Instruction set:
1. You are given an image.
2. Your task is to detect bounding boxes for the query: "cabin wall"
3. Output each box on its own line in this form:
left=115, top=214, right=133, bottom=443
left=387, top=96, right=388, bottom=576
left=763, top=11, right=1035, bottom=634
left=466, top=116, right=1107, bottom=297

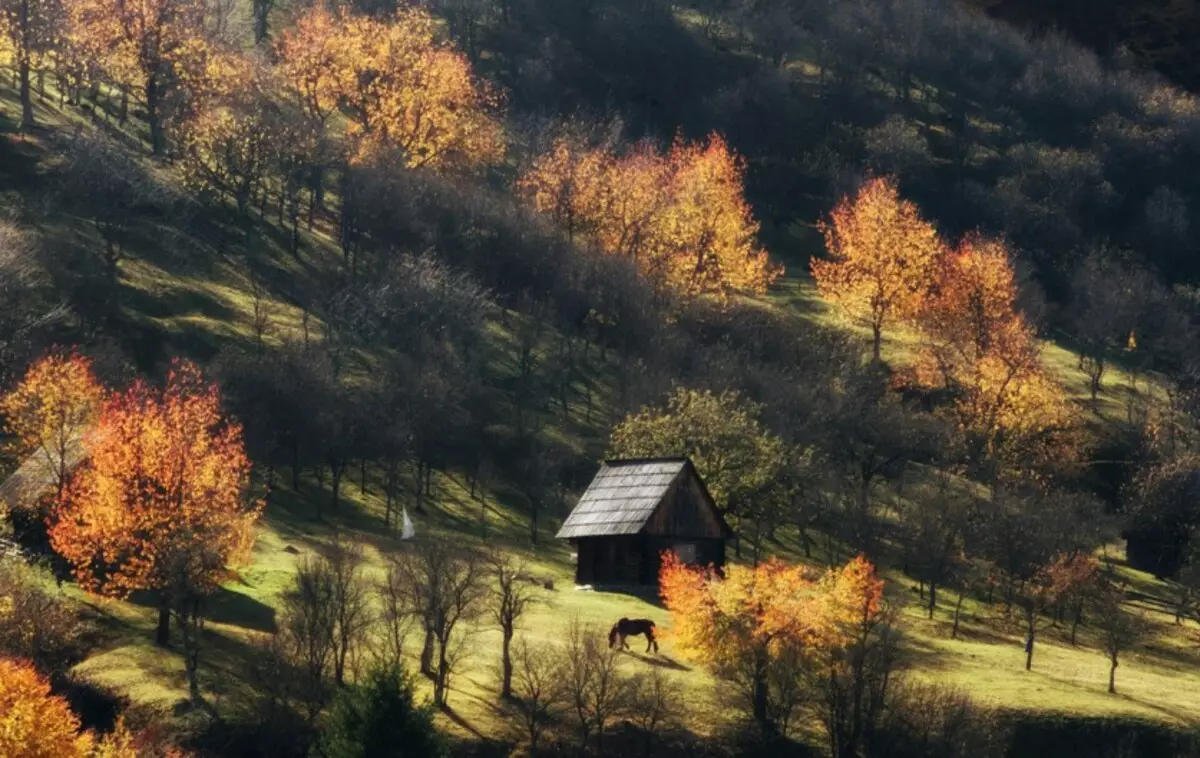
left=574, top=536, right=645, bottom=585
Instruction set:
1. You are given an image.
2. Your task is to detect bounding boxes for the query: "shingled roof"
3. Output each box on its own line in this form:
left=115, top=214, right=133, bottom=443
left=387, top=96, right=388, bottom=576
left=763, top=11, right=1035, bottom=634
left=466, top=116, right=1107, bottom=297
left=555, top=458, right=691, bottom=539
left=0, top=437, right=85, bottom=516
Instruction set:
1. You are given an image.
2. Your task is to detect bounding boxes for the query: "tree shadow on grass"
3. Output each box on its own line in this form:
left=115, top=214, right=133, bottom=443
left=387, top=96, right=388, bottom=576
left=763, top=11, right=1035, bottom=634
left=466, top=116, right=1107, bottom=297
left=625, top=651, right=691, bottom=672
left=205, top=586, right=278, bottom=633
left=122, top=585, right=277, bottom=634
left=442, top=703, right=489, bottom=741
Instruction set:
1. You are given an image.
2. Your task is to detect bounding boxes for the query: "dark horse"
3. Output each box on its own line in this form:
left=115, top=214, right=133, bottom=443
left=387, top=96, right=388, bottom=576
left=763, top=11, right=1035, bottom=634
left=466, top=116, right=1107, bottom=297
left=608, top=617, right=658, bottom=653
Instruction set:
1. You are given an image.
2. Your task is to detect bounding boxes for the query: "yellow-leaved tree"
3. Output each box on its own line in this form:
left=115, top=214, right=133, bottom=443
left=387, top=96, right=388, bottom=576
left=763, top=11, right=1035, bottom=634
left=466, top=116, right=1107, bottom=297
left=519, top=134, right=780, bottom=300
left=0, top=0, right=61, bottom=128
left=0, top=656, right=94, bottom=757
left=660, top=553, right=885, bottom=738
left=916, top=234, right=1077, bottom=470
left=0, top=350, right=105, bottom=506
left=811, top=175, right=944, bottom=361
left=277, top=4, right=503, bottom=169
left=65, top=0, right=212, bottom=154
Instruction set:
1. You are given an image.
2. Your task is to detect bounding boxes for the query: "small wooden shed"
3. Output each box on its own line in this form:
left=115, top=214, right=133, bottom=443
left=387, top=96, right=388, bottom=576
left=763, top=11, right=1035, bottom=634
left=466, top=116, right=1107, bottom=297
left=555, top=458, right=732, bottom=586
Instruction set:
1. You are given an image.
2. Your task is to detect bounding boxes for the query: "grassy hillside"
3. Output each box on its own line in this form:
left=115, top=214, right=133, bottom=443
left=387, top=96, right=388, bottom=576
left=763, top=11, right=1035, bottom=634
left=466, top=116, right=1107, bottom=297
left=0, top=115, right=1190, bottom=749
left=2, top=5, right=1200, bottom=754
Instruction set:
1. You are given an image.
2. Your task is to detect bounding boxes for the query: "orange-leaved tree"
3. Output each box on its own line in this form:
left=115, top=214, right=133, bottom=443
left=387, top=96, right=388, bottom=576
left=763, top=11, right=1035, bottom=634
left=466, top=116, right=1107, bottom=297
left=0, top=656, right=94, bottom=757
left=660, top=552, right=885, bottom=737
left=50, top=359, right=261, bottom=701
left=519, top=134, right=780, bottom=300
left=915, top=234, right=1076, bottom=471
left=0, top=350, right=105, bottom=506
left=811, top=175, right=944, bottom=361
left=277, top=4, right=503, bottom=169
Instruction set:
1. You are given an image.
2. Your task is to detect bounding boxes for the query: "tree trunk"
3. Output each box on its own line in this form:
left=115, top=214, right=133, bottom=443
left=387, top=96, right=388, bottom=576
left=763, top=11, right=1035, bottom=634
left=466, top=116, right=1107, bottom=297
left=146, top=74, right=164, bottom=155
left=1108, top=652, right=1117, bottom=694
left=928, top=581, right=937, bottom=620
left=1024, top=623, right=1035, bottom=671
left=435, top=645, right=450, bottom=707
left=330, top=461, right=342, bottom=513
left=420, top=625, right=435, bottom=678
left=253, top=0, right=270, bottom=44
left=18, top=57, right=33, bottom=130
left=752, top=655, right=771, bottom=736
left=871, top=323, right=882, bottom=363
left=529, top=499, right=539, bottom=545
left=156, top=603, right=171, bottom=647
left=1071, top=600, right=1084, bottom=645
left=16, top=0, right=33, bottom=129
left=952, top=590, right=965, bottom=639
left=501, top=626, right=514, bottom=699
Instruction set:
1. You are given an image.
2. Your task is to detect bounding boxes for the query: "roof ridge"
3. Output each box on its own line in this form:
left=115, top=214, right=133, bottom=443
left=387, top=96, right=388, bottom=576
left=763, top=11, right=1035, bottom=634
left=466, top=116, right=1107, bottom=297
left=601, top=456, right=690, bottom=466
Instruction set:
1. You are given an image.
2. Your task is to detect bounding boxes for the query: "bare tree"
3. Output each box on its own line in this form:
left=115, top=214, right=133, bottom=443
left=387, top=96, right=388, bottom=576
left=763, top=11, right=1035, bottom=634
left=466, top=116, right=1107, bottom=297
left=628, top=666, right=683, bottom=757
left=1066, top=252, right=1158, bottom=408
left=390, top=539, right=487, bottom=707
left=1091, top=575, right=1149, bottom=694
left=377, top=557, right=416, bottom=669
left=902, top=472, right=971, bottom=619
left=490, top=555, right=541, bottom=699
left=58, top=131, right=177, bottom=281
left=562, top=618, right=631, bottom=751
left=326, top=538, right=374, bottom=686
left=279, top=555, right=338, bottom=721
left=508, top=637, right=567, bottom=756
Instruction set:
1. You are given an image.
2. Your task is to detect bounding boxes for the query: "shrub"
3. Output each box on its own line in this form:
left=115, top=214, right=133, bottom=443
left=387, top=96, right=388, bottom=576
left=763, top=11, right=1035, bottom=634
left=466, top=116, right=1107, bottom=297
left=310, top=663, right=444, bottom=758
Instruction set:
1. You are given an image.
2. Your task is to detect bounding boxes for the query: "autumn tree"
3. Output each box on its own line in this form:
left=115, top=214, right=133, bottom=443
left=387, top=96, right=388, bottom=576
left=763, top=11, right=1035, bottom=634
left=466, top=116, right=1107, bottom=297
left=915, top=234, right=1076, bottom=471
left=1045, top=552, right=1100, bottom=645
left=180, top=59, right=276, bottom=214
left=0, top=0, right=62, bottom=128
left=519, top=134, right=780, bottom=300
left=0, top=350, right=104, bottom=505
left=276, top=4, right=503, bottom=170
left=0, top=656, right=94, bottom=757
left=68, top=0, right=211, bottom=154
left=660, top=552, right=886, bottom=737
left=609, top=388, right=787, bottom=541
left=49, top=360, right=261, bottom=701
left=811, top=175, right=943, bottom=361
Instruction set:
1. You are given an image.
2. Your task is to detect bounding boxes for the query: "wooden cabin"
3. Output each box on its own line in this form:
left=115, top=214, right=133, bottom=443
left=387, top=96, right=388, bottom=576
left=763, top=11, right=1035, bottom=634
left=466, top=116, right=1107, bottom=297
left=555, top=458, right=732, bottom=586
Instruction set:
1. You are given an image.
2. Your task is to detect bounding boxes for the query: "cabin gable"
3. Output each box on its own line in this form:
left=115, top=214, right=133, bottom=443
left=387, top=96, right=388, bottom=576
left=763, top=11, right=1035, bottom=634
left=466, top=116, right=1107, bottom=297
left=643, top=466, right=724, bottom=539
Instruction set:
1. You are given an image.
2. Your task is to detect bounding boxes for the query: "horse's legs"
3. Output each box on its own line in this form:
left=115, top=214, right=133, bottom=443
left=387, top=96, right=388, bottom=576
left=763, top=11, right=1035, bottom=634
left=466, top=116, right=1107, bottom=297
left=620, top=633, right=629, bottom=650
